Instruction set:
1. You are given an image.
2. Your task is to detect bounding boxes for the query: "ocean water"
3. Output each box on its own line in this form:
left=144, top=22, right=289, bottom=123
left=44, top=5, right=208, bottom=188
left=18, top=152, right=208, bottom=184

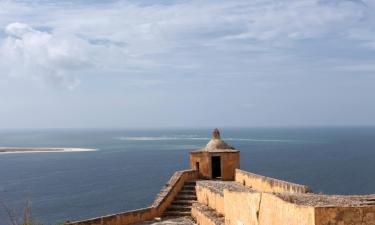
left=0, top=127, right=375, bottom=224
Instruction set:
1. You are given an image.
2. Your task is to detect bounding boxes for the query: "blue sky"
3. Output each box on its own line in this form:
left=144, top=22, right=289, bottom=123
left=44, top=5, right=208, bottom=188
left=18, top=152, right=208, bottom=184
left=0, top=0, right=374, bottom=128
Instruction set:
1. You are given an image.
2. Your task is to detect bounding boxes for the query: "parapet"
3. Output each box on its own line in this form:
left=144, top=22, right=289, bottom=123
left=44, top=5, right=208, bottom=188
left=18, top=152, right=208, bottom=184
left=235, top=169, right=312, bottom=193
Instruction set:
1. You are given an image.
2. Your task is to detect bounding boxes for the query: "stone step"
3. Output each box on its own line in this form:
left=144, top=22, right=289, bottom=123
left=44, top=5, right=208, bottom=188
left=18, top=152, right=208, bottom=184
left=179, top=190, right=196, bottom=195
left=182, top=186, right=196, bottom=191
left=161, top=180, right=197, bottom=218
left=162, top=211, right=192, bottom=217
left=184, top=181, right=196, bottom=186
left=172, top=200, right=196, bottom=206
left=175, top=195, right=197, bottom=201
left=166, top=204, right=192, bottom=212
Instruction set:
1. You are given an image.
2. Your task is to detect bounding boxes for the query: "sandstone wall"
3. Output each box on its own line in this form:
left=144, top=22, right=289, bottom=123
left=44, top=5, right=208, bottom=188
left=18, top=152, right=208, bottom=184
left=224, top=190, right=261, bottom=225
left=192, top=207, right=217, bottom=225
left=223, top=190, right=315, bottom=225
left=192, top=203, right=224, bottom=225
left=196, top=183, right=225, bottom=215
left=235, top=169, right=311, bottom=193
left=67, top=207, right=156, bottom=225
left=315, top=206, right=375, bottom=225
left=258, top=193, right=315, bottom=225
left=190, top=152, right=210, bottom=179
left=221, top=152, right=240, bottom=181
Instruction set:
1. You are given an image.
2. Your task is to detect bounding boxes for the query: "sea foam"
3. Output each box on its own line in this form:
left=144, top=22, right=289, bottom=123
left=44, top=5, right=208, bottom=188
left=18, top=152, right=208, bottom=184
left=115, top=136, right=300, bottom=142
left=0, top=147, right=97, bottom=154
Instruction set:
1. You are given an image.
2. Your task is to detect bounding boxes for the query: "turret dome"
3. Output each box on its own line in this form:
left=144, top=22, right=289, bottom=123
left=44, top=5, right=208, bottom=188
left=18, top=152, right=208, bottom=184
left=203, top=128, right=236, bottom=151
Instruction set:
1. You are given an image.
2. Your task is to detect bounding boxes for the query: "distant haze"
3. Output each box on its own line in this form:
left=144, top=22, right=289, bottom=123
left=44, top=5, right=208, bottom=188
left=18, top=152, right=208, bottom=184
left=0, top=0, right=374, bottom=128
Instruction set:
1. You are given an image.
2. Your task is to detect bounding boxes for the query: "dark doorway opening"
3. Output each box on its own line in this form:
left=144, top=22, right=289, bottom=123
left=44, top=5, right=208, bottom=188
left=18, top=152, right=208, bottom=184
left=211, top=156, right=221, bottom=178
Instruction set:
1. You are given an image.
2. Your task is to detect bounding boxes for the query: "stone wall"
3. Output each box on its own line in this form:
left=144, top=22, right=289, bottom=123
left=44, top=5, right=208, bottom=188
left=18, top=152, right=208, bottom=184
left=221, top=152, right=240, bottom=181
left=196, top=182, right=225, bottom=215
left=224, top=190, right=261, bottom=225
left=223, top=190, right=315, bottom=225
left=67, top=170, right=197, bottom=225
left=192, top=203, right=224, bottom=225
left=235, top=169, right=311, bottom=194
left=67, top=207, right=156, bottom=225
left=315, top=206, right=375, bottom=225
left=196, top=175, right=375, bottom=225
left=190, top=151, right=210, bottom=179
left=258, top=193, right=315, bottom=225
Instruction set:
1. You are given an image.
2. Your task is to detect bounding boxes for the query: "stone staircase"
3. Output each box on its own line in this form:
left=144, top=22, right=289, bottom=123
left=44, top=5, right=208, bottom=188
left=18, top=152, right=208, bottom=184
left=162, top=181, right=197, bottom=217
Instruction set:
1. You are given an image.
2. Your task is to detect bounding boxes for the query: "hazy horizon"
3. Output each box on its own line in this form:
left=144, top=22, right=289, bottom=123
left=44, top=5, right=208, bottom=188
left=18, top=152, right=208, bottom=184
left=1, top=125, right=375, bottom=131
left=1, top=0, right=375, bottom=129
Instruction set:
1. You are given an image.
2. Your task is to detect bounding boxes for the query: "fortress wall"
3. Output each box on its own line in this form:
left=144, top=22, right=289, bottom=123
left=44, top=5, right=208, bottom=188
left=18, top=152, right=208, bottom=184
left=192, top=203, right=224, bottom=225
left=258, top=193, right=315, bottom=225
left=224, top=189, right=261, bottom=225
left=235, top=169, right=312, bottom=193
left=223, top=190, right=314, bottom=225
left=196, top=183, right=225, bottom=215
left=66, top=207, right=156, bottom=225
left=67, top=170, right=197, bottom=225
left=314, top=205, right=375, bottom=225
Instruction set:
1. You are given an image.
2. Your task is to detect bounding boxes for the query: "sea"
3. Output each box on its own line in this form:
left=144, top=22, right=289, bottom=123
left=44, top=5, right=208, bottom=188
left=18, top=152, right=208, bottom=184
left=0, top=127, right=375, bottom=224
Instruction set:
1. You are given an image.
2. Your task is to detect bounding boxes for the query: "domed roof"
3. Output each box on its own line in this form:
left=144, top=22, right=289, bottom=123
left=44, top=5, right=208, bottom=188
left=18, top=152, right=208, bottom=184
left=202, top=128, right=236, bottom=152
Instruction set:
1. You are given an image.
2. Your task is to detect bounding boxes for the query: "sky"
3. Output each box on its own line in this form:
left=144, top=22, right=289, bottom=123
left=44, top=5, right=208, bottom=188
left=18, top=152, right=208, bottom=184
left=0, top=0, right=374, bottom=129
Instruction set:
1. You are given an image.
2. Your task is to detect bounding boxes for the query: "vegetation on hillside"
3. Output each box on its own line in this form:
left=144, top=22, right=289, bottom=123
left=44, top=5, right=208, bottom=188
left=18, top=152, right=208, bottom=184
left=0, top=199, right=65, bottom=225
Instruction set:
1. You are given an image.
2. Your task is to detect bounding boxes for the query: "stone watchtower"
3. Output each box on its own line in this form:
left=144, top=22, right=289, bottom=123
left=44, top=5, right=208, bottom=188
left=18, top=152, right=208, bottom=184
left=189, top=129, right=240, bottom=180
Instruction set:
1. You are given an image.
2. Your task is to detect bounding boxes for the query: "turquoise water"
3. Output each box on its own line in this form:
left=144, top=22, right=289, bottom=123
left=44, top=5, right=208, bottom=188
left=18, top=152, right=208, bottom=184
left=0, top=127, right=375, bottom=224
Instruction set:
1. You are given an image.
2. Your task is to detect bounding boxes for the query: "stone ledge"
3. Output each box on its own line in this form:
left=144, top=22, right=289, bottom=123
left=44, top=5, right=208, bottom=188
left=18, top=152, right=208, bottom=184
left=153, top=170, right=196, bottom=208
left=191, top=203, right=224, bottom=225
left=275, top=192, right=375, bottom=207
left=197, top=180, right=253, bottom=197
left=235, top=169, right=312, bottom=193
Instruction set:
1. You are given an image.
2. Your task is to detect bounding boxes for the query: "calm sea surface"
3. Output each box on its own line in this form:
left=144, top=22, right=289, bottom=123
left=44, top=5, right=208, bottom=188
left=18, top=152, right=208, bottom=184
left=0, top=127, right=375, bottom=224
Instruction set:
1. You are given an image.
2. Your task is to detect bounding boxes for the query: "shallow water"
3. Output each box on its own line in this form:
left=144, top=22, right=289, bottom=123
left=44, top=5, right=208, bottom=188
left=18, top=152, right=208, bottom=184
left=0, top=127, right=374, bottom=224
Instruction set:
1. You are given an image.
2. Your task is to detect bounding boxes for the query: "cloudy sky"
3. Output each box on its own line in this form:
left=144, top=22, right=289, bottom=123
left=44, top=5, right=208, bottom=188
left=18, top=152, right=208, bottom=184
left=0, top=0, right=374, bottom=128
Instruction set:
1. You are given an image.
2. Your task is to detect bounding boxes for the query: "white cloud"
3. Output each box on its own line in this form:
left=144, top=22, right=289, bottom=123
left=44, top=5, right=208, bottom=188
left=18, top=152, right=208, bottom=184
left=0, top=22, right=94, bottom=89
left=0, top=0, right=374, bottom=89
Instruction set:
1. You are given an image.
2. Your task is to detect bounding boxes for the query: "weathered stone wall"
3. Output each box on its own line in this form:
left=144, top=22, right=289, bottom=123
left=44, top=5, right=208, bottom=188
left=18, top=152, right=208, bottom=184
left=192, top=203, right=224, bottom=225
left=224, top=190, right=261, bottom=225
left=258, top=193, right=315, bottom=225
left=67, top=170, right=197, bottom=225
left=215, top=177, right=375, bottom=225
left=223, top=190, right=315, bottom=225
left=235, top=169, right=311, bottom=193
left=221, top=152, right=240, bottom=181
left=192, top=207, right=217, bottom=225
left=67, top=207, right=156, bottom=225
left=196, top=183, right=225, bottom=215
left=315, top=206, right=375, bottom=225
left=190, top=151, right=210, bottom=179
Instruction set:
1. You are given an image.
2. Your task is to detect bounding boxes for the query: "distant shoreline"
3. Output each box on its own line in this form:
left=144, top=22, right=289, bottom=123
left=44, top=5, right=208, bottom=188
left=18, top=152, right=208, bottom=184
left=0, top=147, right=97, bottom=154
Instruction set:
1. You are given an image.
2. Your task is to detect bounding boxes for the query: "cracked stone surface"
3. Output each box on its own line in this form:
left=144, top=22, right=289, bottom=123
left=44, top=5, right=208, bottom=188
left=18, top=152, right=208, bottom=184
left=133, top=217, right=196, bottom=225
